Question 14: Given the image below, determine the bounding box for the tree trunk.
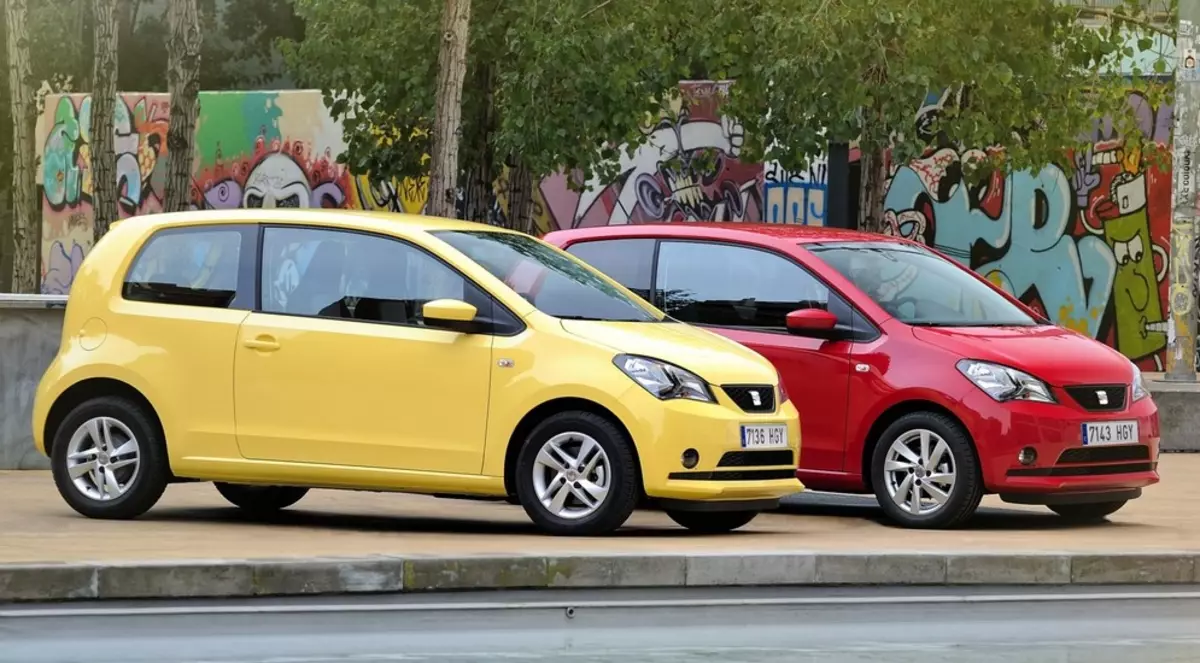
[163,0,201,212]
[91,0,119,241]
[461,62,495,224]
[857,147,889,234]
[427,0,471,219]
[507,158,535,234]
[6,0,39,292]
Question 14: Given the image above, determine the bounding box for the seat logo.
[1097,390,1109,406]
[749,391,762,407]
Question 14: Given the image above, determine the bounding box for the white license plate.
[741,424,789,449]
[1081,420,1139,446]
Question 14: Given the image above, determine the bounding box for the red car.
[543,223,1160,529]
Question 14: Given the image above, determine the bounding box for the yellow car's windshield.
[433,230,663,323]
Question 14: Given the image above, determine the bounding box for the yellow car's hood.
[559,319,779,386]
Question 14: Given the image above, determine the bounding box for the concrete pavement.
[2,456,1199,601]
[4,457,1200,563]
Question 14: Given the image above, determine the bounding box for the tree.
[428,0,471,218]
[163,0,203,212]
[720,0,1175,232]
[282,0,439,189]
[91,0,119,241]
[283,0,708,227]
[6,0,39,292]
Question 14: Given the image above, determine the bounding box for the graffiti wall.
[37,82,822,292]
[36,90,428,293]
[882,91,1172,369]
[763,155,828,225]
[537,81,771,231]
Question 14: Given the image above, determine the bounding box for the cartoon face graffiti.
[243,154,311,209]
[1105,173,1167,360]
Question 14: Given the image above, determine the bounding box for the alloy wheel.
[883,428,956,517]
[531,431,611,520]
[64,416,142,502]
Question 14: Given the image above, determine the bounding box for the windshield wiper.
[557,314,655,322]
[908,321,1035,328]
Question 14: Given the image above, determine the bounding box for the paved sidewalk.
[2,456,1197,564]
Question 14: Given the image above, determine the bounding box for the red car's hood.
[911,325,1133,387]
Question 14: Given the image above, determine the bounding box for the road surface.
[3,585,1199,663]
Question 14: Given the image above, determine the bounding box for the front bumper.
[628,389,804,504]
[961,388,1161,499]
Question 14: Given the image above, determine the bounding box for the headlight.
[614,354,715,403]
[1131,361,1149,402]
[956,359,1055,403]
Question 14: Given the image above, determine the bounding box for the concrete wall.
[1144,377,1200,453]
[0,296,63,470]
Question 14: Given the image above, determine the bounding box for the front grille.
[1007,461,1155,478]
[1058,445,1150,464]
[1064,384,1127,412]
[718,450,795,467]
[668,469,796,481]
[722,384,776,413]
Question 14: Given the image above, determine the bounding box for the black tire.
[1048,500,1128,523]
[50,396,170,520]
[214,482,309,516]
[515,410,640,536]
[870,411,983,529]
[666,509,758,533]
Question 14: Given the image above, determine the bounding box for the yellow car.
[33,209,802,536]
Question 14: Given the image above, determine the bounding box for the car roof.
[119,208,514,236]
[544,222,890,245]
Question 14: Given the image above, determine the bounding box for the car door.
[650,240,856,474]
[119,223,257,461]
[233,224,496,475]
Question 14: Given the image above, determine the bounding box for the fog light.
[1018,446,1038,466]
[681,448,700,469]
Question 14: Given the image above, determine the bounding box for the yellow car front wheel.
[514,410,641,536]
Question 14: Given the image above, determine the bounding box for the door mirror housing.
[422,299,478,332]
[785,308,839,338]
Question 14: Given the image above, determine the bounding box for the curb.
[3,552,1198,603]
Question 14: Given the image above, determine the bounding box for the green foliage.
[283,0,752,187]
[286,0,1174,208]
[282,0,438,181]
[490,0,745,187]
[23,0,304,94]
[721,0,1176,183]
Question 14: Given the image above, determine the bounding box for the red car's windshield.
[809,241,1038,328]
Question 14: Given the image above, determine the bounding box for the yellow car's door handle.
[243,336,281,352]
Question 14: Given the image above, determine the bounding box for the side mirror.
[785,308,839,338]
[422,298,478,331]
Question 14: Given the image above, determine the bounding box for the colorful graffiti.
[763,156,828,225]
[882,91,1172,369]
[547,81,764,229]
[37,84,788,292]
[35,90,428,293]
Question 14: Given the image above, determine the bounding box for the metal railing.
[0,294,68,309]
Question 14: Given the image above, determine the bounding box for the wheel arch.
[43,378,166,462]
[503,397,643,499]
[859,399,978,492]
